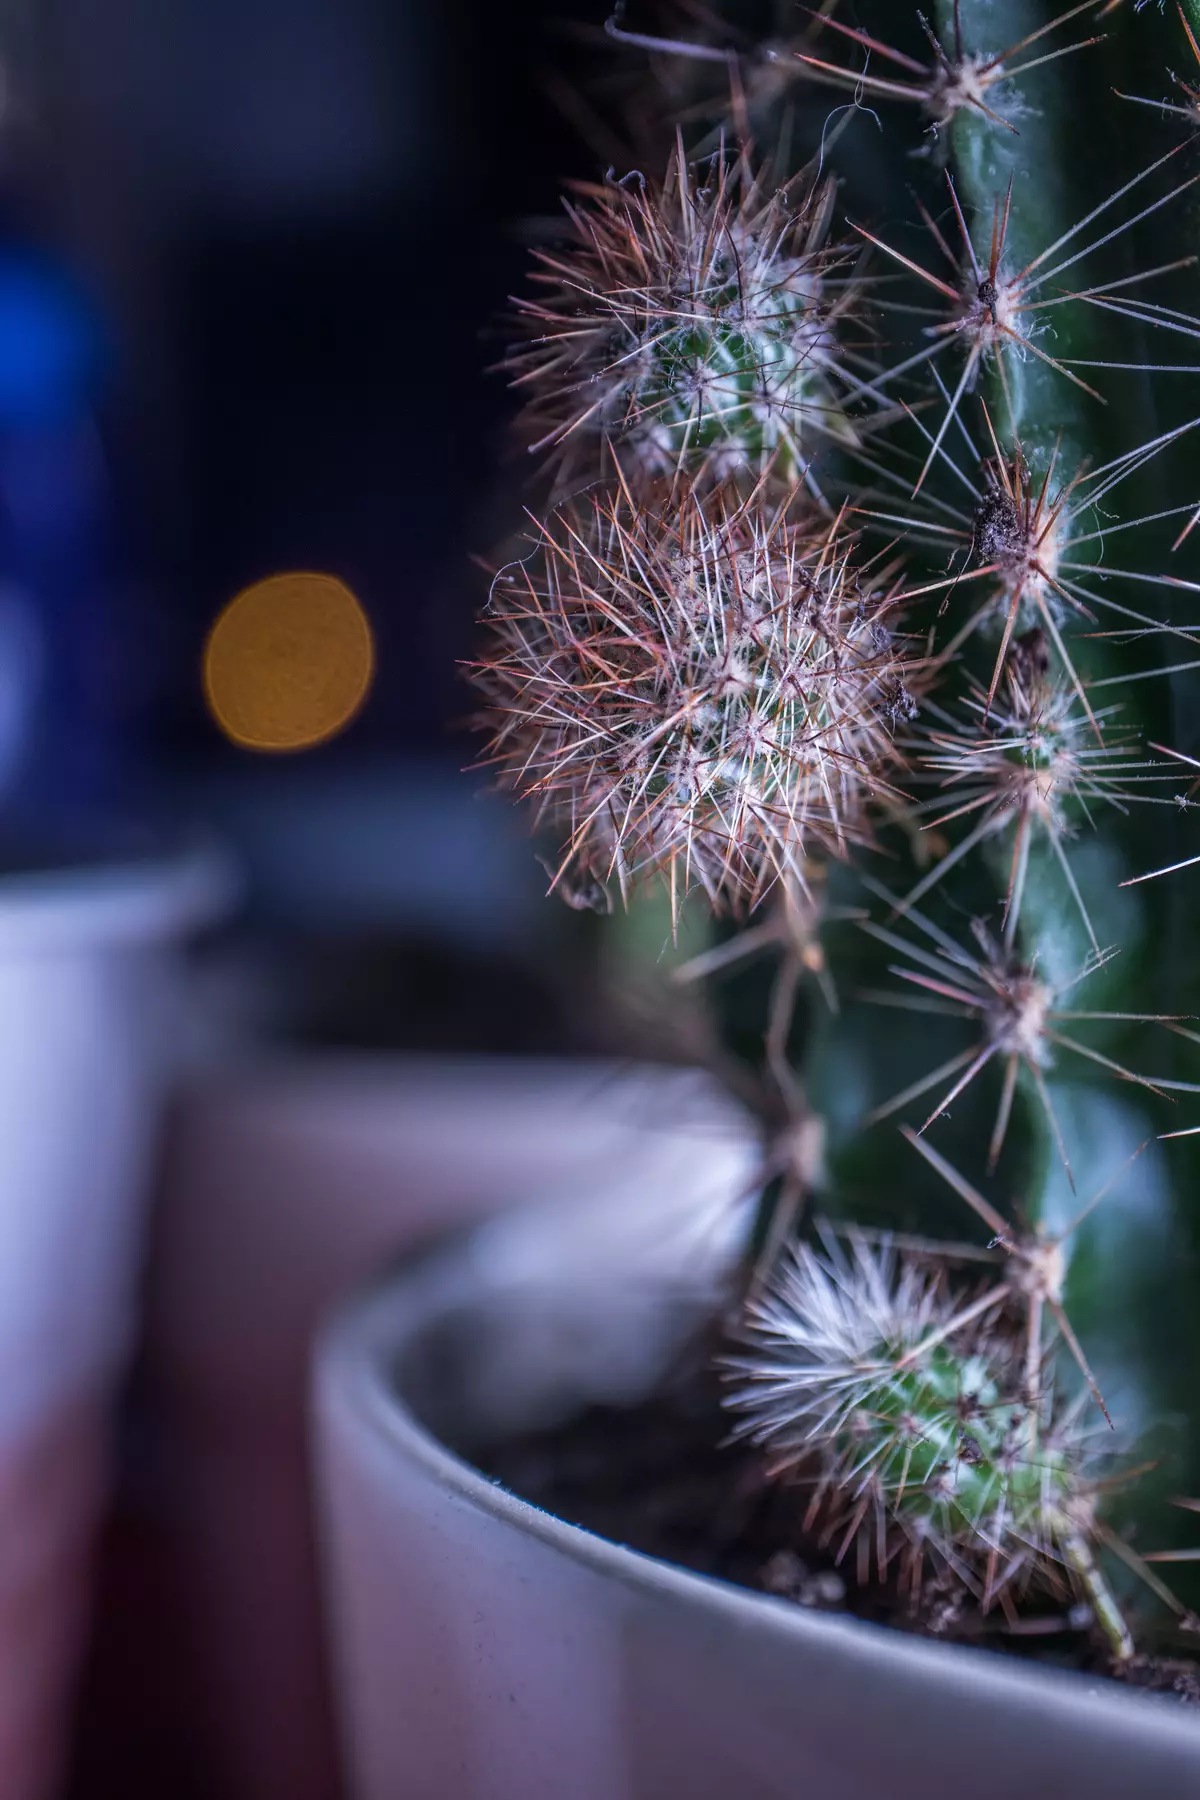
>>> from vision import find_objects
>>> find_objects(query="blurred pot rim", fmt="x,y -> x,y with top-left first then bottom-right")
0,841 -> 237,951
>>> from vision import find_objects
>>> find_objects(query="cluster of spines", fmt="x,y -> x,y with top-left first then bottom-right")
726,1229 -> 1116,1629
474,479 -> 916,915
505,142 -> 864,496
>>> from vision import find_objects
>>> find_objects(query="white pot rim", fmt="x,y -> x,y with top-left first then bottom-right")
320,1240 -> 1200,1753
0,843 -> 236,952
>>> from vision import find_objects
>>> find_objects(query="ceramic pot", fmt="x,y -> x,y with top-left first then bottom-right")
314,1156 -> 1200,1800
0,848 -> 228,1800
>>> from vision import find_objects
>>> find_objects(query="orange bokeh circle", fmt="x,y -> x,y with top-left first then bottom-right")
203,571 -> 374,752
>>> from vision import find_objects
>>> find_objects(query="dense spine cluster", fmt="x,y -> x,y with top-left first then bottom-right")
506,145 -> 864,494
727,1230 -> 1116,1631
473,0 -> 1200,1669
476,483 -> 914,913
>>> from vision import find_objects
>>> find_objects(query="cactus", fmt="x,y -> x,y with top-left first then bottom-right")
473,0 -> 1200,1675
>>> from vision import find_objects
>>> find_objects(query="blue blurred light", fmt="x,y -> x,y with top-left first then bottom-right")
0,252 -> 104,426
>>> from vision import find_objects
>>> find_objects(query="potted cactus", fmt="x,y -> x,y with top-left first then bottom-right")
315,5 -> 1200,1794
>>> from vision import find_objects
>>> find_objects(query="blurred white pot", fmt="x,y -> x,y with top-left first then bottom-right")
147,1056 -> 750,1800
0,848 -> 228,1800
315,1179 -> 1200,1800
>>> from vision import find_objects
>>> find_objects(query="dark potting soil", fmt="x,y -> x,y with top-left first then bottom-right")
475,1367 -> 1200,1704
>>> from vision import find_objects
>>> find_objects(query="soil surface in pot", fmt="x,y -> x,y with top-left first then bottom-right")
475,1363 -> 1200,1704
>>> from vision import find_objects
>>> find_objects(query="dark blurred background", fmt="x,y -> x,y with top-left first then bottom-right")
38,0 -> 590,765
0,0 -> 654,1061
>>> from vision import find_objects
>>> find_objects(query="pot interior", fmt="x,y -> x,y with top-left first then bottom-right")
392,1274 -> 717,1457
386,1099 -> 759,1454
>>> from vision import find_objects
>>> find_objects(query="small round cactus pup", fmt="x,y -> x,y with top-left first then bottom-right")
724,1228 -> 1135,1652
474,480 -> 919,917
505,142 -> 865,496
